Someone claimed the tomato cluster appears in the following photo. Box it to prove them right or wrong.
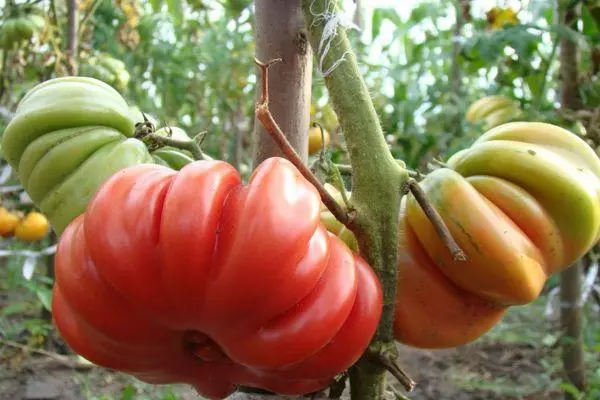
[0,5,45,49]
[79,51,131,92]
[0,207,50,242]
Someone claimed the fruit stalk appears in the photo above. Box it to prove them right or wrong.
[407,179,466,261]
[302,0,409,398]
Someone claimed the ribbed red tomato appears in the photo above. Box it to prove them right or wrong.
[51,157,382,398]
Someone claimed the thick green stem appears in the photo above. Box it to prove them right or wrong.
[302,0,409,398]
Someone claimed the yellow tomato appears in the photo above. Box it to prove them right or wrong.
[486,7,519,30]
[14,211,50,241]
[0,207,21,237]
[308,125,330,156]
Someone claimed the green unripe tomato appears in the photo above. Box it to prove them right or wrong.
[2,77,153,234]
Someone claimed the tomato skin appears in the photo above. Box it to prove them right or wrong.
[53,157,383,398]
[394,122,600,349]
[394,199,507,349]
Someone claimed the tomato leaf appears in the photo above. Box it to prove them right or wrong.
[166,0,183,23]
[371,8,403,40]
[35,287,52,312]
[150,0,163,13]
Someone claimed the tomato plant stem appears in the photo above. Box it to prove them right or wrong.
[366,350,416,392]
[254,57,350,226]
[301,0,410,398]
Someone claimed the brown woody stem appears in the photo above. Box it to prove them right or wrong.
[366,350,416,393]
[408,178,466,261]
[254,57,350,226]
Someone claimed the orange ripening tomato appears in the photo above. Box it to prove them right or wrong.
[14,211,50,241]
[52,157,383,399]
[308,125,330,156]
[394,122,600,349]
[0,207,21,236]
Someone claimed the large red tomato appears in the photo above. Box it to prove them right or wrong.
[52,157,382,399]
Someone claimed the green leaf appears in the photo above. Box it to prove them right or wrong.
[410,3,433,24]
[150,0,163,13]
[36,288,52,312]
[0,301,32,316]
[166,0,183,23]
[119,385,136,400]
[559,383,582,399]
[371,8,403,39]
[549,23,590,51]
[524,73,544,96]
[582,5,600,37]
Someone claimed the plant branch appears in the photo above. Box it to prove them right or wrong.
[66,0,79,75]
[0,49,9,101]
[49,0,59,28]
[147,133,208,161]
[1,339,93,370]
[254,57,350,226]
[366,350,416,393]
[77,0,102,38]
[408,178,467,261]
[532,35,559,115]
